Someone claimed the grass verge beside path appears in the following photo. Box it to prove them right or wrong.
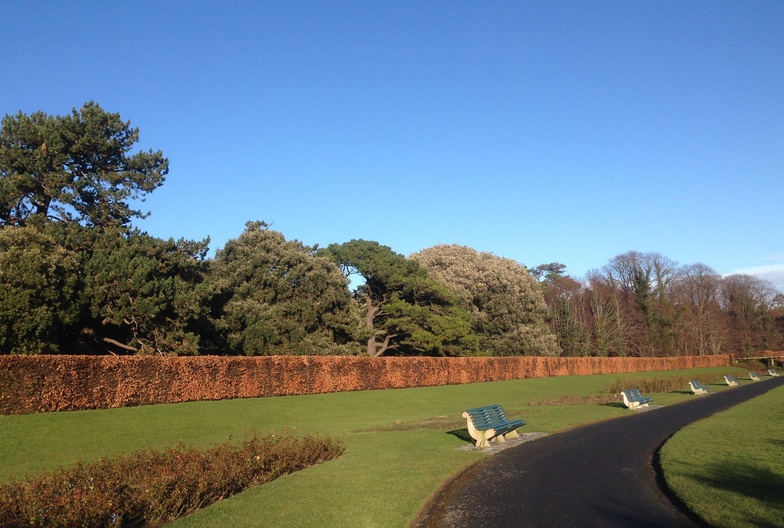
[0,366,751,527]
[660,384,784,528]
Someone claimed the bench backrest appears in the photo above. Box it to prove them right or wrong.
[623,389,644,401]
[463,405,510,429]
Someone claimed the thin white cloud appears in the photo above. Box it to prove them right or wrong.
[730,263,784,293]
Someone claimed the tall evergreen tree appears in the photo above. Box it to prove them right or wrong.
[0,102,167,228]
[320,240,479,357]
[82,228,211,355]
[210,222,359,356]
[0,223,83,354]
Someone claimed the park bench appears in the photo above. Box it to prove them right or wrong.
[689,380,709,395]
[769,368,780,377]
[749,371,761,381]
[724,374,738,386]
[462,404,526,449]
[621,388,653,409]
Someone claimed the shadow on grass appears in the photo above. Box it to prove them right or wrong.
[668,459,784,527]
[353,416,461,433]
[446,428,473,444]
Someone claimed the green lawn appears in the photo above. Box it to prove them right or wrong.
[0,366,764,527]
[659,382,784,528]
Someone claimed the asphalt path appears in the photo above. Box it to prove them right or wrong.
[414,376,784,528]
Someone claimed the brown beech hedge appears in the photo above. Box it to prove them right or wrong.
[0,354,731,415]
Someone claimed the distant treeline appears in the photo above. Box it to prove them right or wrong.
[536,252,783,357]
[1,103,781,357]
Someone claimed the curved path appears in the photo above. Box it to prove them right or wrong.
[415,376,784,528]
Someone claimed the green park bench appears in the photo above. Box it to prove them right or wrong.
[621,388,653,409]
[461,404,526,449]
[689,380,709,395]
[724,374,738,386]
[749,371,761,381]
[768,368,780,377]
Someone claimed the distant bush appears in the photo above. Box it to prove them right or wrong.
[0,433,343,527]
[734,359,768,371]
[604,376,695,394]
[527,394,617,406]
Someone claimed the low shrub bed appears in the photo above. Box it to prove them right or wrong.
[527,394,618,406]
[734,359,769,371]
[602,373,735,395]
[0,433,344,528]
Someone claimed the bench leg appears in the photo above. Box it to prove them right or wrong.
[505,429,520,440]
[491,434,506,444]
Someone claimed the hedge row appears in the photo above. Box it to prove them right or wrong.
[0,354,732,415]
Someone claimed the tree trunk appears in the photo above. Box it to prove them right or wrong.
[367,331,396,357]
[364,293,396,356]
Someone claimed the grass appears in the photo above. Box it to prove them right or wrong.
[659,383,784,528]
[0,366,760,527]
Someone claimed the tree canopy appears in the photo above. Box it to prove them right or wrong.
[319,240,479,357]
[0,223,82,354]
[210,222,358,355]
[0,223,210,355]
[410,244,560,356]
[82,228,211,355]
[0,102,167,228]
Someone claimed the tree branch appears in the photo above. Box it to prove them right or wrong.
[102,337,139,353]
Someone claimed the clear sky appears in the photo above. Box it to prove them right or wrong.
[2,1,783,290]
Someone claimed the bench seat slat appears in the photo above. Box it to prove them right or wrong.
[462,404,526,448]
[689,380,709,395]
[621,389,653,409]
[481,419,526,434]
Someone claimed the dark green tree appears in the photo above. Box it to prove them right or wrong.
[0,103,214,356]
[81,228,211,355]
[530,262,567,283]
[210,222,359,356]
[0,102,167,228]
[0,223,83,354]
[0,222,214,356]
[319,240,479,357]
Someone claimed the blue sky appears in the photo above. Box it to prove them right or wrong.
[2,1,783,290]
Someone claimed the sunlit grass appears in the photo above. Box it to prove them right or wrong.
[0,366,751,526]
[659,384,784,528]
